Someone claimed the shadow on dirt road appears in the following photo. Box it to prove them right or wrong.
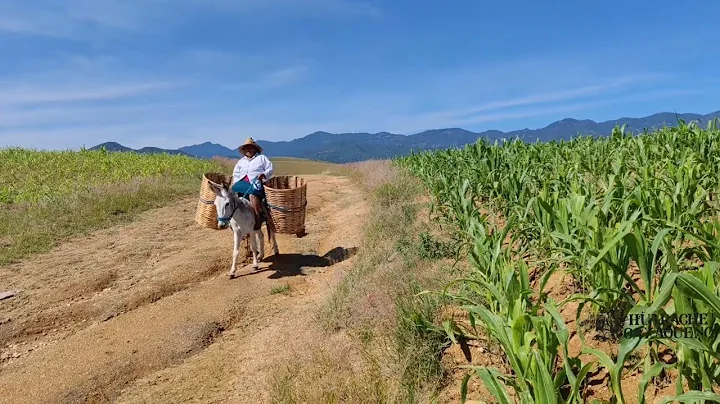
[234,247,359,279]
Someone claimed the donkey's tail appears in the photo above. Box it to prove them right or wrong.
[263,206,273,243]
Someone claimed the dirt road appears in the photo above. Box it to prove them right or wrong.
[0,175,368,403]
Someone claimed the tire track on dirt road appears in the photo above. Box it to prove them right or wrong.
[0,175,368,403]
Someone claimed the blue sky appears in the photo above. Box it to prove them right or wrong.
[1,0,719,150]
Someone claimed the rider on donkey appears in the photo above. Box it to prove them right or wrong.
[231,138,273,231]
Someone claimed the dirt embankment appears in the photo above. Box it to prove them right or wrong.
[0,174,368,403]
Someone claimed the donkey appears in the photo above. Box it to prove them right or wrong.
[208,182,279,278]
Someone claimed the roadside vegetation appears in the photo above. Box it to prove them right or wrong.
[0,147,228,265]
[396,119,720,403]
[269,160,460,403]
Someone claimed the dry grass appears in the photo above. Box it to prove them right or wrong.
[211,156,341,176]
[209,156,237,172]
[269,335,388,404]
[269,160,455,403]
[339,159,396,189]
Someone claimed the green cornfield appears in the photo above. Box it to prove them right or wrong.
[399,119,720,403]
[0,147,224,265]
[0,147,220,205]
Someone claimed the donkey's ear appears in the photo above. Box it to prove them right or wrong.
[208,182,223,197]
[218,183,232,197]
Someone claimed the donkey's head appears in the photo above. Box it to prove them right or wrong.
[208,182,238,229]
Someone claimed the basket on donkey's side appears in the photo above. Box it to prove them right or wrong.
[195,173,232,230]
[264,175,308,237]
[195,172,255,258]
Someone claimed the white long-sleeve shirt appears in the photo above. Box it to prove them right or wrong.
[232,154,274,183]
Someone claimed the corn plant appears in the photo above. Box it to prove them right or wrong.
[424,249,596,403]
[400,120,720,402]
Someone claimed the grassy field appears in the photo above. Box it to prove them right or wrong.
[397,119,720,403]
[211,156,340,177]
[271,157,340,176]
[0,149,336,266]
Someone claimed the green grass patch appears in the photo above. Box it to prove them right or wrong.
[271,283,292,295]
[0,148,224,265]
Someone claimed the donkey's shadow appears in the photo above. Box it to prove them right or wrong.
[235,247,358,279]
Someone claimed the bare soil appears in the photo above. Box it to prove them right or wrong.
[0,175,369,404]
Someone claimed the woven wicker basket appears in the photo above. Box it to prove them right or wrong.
[265,175,307,236]
[195,173,232,230]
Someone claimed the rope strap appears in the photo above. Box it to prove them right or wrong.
[266,200,307,213]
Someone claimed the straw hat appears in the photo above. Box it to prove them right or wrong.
[238,137,262,154]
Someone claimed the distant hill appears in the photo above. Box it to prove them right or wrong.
[135,147,192,156]
[90,142,133,153]
[90,110,720,163]
[90,142,192,157]
[179,142,239,159]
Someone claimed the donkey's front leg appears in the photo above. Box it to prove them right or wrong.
[229,228,241,278]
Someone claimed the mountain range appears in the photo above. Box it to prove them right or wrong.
[90,110,720,163]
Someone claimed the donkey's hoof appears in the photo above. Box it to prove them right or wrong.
[229,272,236,279]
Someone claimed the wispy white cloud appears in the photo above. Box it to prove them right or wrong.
[217,67,681,132]
[0,0,380,38]
[0,101,193,128]
[0,0,147,37]
[382,88,712,134]
[175,0,381,17]
[420,73,671,122]
[227,66,310,91]
[0,82,181,106]
[0,16,49,36]
[0,60,308,134]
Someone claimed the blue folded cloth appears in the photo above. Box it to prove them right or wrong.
[231,179,265,198]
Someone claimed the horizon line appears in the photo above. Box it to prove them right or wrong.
[2,108,718,152]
